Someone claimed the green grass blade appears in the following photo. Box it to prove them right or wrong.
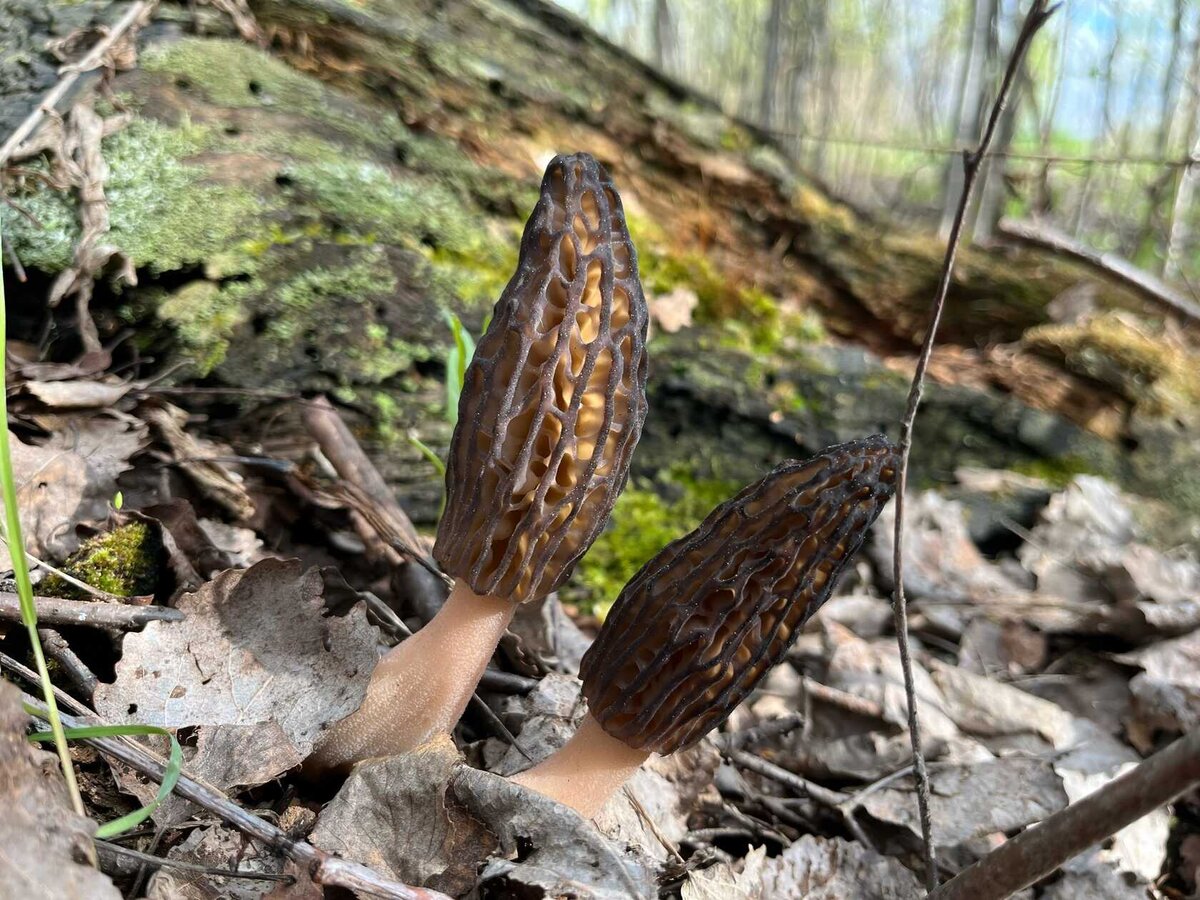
[29,723,184,838]
[441,310,476,425]
[0,214,85,818]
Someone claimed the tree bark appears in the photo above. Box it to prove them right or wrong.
[758,0,787,129]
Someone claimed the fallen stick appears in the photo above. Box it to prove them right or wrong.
[20,693,453,900]
[0,593,184,628]
[997,217,1200,326]
[0,1,157,166]
[930,729,1200,900]
[299,395,450,595]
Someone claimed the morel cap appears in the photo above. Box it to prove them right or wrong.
[580,435,899,754]
[434,153,649,603]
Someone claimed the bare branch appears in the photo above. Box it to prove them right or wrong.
[0,592,184,628]
[930,730,1200,899]
[889,1,1059,890]
[997,217,1200,325]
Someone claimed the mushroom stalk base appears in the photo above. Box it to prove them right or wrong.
[511,714,650,819]
[308,581,515,774]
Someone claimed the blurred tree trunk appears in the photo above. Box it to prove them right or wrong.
[1031,7,1069,217]
[1132,0,1186,269]
[1071,25,1122,238]
[810,3,835,176]
[759,0,787,129]
[971,76,1022,242]
[1164,35,1200,282]
[651,0,674,73]
[939,0,999,239]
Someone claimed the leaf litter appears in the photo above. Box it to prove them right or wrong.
[0,335,1198,898]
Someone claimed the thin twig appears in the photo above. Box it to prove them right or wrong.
[0,2,157,166]
[726,749,850,809]
[0,592,184,628]
[37,628,98,699]
[718,712,805,752]
[20,695,455,900]
[889,2,1059,890]
[95,839,295,883]
[26,550,123,600]
[930,730,1200,899]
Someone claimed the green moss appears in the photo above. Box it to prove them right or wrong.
[142,38,409,153]
[6,118,264,275]
[41,523,163,599]
[1008,455,1095,488]
[569,463,740,616]
[1027,312,1200,418]
[269,247,430,382]
[156,280,253,375]
[285,160,471,249]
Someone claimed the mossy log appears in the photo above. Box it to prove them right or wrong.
[3,0,1199,532]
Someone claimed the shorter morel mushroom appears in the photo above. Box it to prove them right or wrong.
[512,436,899,817]
[308,152,649,774]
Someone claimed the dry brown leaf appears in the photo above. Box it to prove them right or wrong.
[860,758,1068,847]
[23,379,132,409]
[648,286,699,334]
[94,558,379,800]
[314,734,656,898]
[145,824,314,900]
[0,681,121,900]
[140,402,254,520]
[311,736,491,896]
[682,845,768,900]
[2,414,145,569]
[760,835,924,899]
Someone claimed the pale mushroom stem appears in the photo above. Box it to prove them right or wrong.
[308,581,515,774]
[510,714,650,818]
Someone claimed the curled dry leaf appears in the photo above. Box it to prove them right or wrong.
[761,835,923,899]
[0,681,121,900]
[1,414,145,569]
[23,378,132,410]
[140,402,255,520]
[1120,629,1200,743]
[929,659,1168,881]
[311,735,656,899]
[94,558,379,800]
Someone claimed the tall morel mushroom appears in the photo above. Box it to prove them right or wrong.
[512,435,899,817]
[309,153,649,773]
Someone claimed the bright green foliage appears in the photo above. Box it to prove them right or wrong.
[41,522,164,599]
[571,464,740,616]
[442,309,476,425]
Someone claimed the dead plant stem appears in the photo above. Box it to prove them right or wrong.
[889,1,1059,889]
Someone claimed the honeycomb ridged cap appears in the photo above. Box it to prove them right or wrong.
[580,435,900,754]
[434,153,650,603]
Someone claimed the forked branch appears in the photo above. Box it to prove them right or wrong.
[889,0,1060,889]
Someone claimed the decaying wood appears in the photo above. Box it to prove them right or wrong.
[931,729,1200,900]
[998,217,1200,326]
[0,593,184,628]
